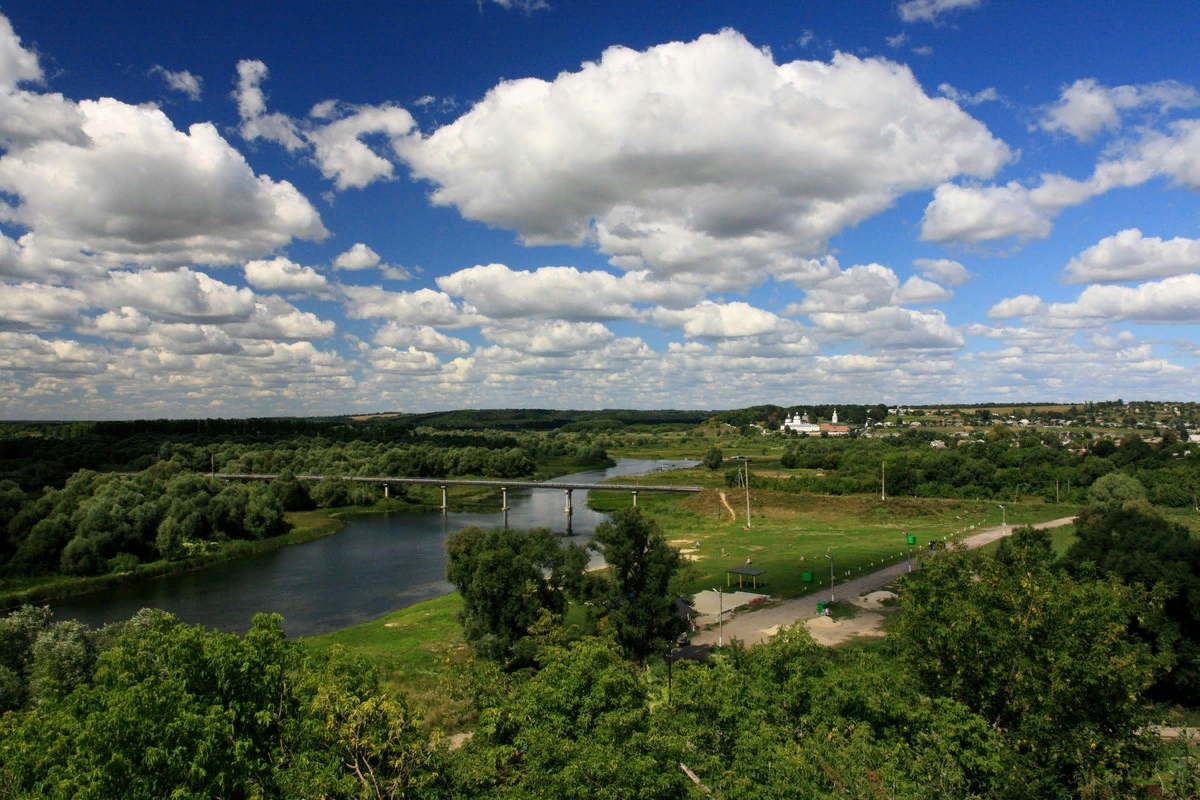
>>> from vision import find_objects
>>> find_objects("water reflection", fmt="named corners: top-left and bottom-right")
top-left (49, 459), bottom-right (695, 637)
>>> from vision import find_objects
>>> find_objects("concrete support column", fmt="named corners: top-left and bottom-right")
top-left (632, 490), bottom-right (638, 507)
top-left (501, 487), bottom-right (508, 511)
top-left (383, 484), bottom-right (389, 499)
top-left (440, 486), bottom-right (448, 513)
top-left (564, 488), bottom-right (573, 514)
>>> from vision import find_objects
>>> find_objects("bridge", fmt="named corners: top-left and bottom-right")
top-left (211, 472), bottom-right (704, 527)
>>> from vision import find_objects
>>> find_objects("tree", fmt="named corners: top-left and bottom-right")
top-left (455, 634), bottom-right (689, 798)
top-left (891, 542), bottom-right (1165, 796)
top-left (1086, 471), bottom-right (1148, 512)
top-left (28, 620), bottom-right (98, 703)
top-left (0, 604), bottom-right (52, 712)
top-left (445, 526), bottom-right (587, 663)
top-left (0, 611), bottom-right (448, 798)
top-left (1063, 505), bottom-right (1200, 704)
top-left (702, 446), bottom-right (723, 471)
top-left (588, 508), bottom-right (686, 663)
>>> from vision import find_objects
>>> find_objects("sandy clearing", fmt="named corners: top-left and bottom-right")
top-left (803, 612), bottom-right (886, 645)
top-left (849, 590), bottom-right (896, 611)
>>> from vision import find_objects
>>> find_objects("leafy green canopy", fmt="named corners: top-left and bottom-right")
top-left (587, 507), bottom-right (688, 664)
top-left (0, 610), bottom-right (449, 799)
top-left (445, 525), bottom-right (588, 664)
top-left (1063, 505), bottom-right (1200, 705)
top-left (891, 534), bottom-right (1165, 797)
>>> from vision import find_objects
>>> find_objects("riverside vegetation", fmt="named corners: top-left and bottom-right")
top-left (1, 407), bottom-right (1199, 796)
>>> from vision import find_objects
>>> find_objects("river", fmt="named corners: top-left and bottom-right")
top-left (49, 458), bottom-right (695, 637)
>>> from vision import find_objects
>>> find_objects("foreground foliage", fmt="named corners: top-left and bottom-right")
top-left (0, 610), bottom-right (449, 798)
top-left (1063, 504), bottom-right (1200, 706)
top-left (3, 544), bottom-right (1195, 799)
top-left (894, 530), bottom-right (1165, 796)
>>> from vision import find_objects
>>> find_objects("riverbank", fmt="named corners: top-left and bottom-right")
top-left (0, 506), bottom-right (356, 610)
top-left (0, 470), bottom-right (587, 611)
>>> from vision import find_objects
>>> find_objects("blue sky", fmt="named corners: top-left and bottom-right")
top-left (2, 0), bottom-right (1200, 419)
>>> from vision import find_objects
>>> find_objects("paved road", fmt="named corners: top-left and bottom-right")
top-left (691, 517), bottom-right (1077, 647)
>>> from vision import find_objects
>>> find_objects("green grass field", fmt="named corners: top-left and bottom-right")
top-left (590, 463), bottom-right (1079, 600)
top-left (300, 592), bottom-right (473, 731)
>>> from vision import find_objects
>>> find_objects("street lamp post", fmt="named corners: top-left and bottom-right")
top-left (825, 552), bottom-right (835, 603)
top-left (713, 588), bottom-right (724, 647)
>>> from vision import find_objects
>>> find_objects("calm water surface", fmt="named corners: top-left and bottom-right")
top-left (50, 459), bottom-right (694, 637)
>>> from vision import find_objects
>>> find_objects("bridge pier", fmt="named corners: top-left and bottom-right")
top-left (383, 484), bottom-right (389, 499)
top-left (564, 488), bottom-right (572, 514)
top-left (502, 487), bottom-right (509, 529)
top-left (440, 485), bottom-right (447, 514)
top-left (632, 490), bottom-right (638, 507)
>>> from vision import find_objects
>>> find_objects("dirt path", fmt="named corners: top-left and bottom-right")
top-left (690, 517), bottom-right (1076, 648)
top-left (716, 490), bottom-right (737, 521)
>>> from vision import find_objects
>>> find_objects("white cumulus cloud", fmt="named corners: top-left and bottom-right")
top-left (340, 285), bottom-right (478, 328)
top-left (651, 301), bottom-right (796, 340)
top-left (480, 319), bottom-right (615, 355)
top-left (922, 114), bottom-right (1200, 246)
top-left (436, 263), bottom-right (700, 320)
top-left (1046, 275), bottom-right (1200, 326)
top-left (372, 321), bottom-right (470, 354)
top-left (87, 268), bottom-right (258, 324)
top-left (987, 294), bottom-right (1043, 319)
top-left (334, 243), bottom-right (382, 270)
top-left (1038, 78), bottom-right (1200, 141)
top-left (1063, 228), bottom-right (1200, 284)
top-left (243, 257), bottom-right (328, 291)
top-left (0, 97), bottom-right (327, 274)
top-left (913, 257), bottom-right (972, 286)
top-left (396, 30), bottom-right (1009, 290)
top-left (0, 282), bottom-right (86, 330)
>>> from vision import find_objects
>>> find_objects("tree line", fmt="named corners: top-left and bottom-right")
top-left (773, 430), bottom-right (1200, 506)
top-left (0, 420), bottom-right (628, 489)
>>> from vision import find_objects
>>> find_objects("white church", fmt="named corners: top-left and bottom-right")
top-left (780, 409), bottom-right (840, 435)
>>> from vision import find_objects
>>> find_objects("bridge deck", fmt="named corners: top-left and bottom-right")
top-left (211, 473), bottom-right (704, 493)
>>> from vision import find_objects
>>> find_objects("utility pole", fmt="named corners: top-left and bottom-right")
top-left (744, 457), bottom-right (751, 528)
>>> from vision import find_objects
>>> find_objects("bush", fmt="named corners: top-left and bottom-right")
top-left (106, 552), bottom-right (139, 574)
top-left (60, 536), bottom-right (103, 576)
